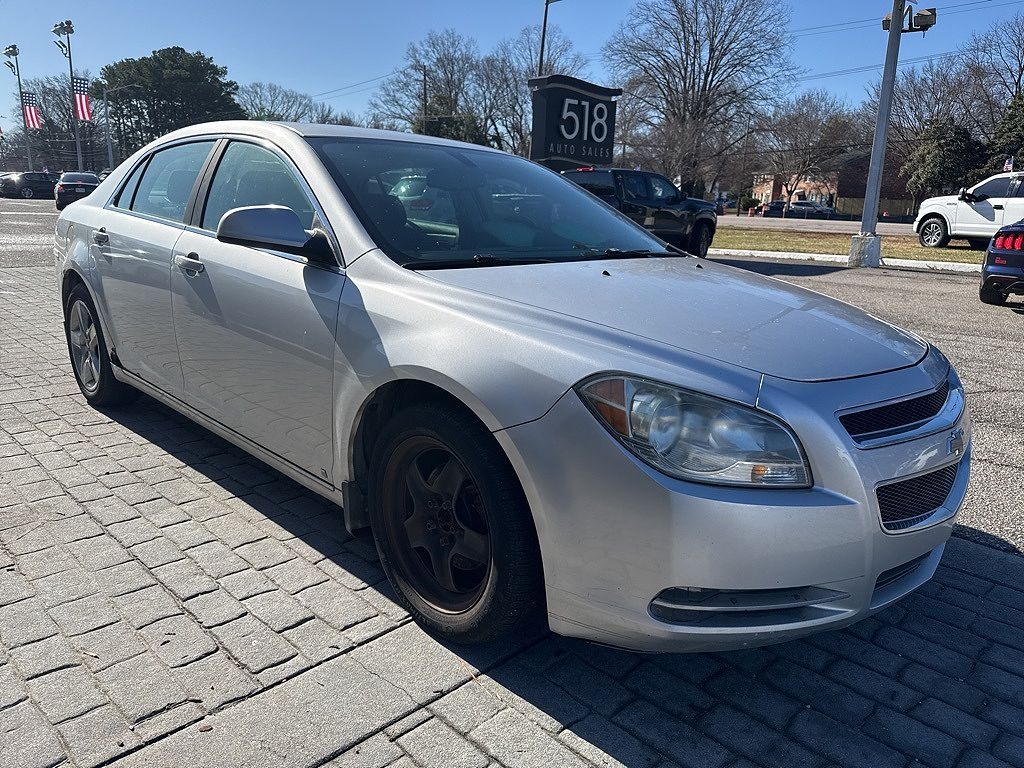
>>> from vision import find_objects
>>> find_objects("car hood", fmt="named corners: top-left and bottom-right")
top-left (920, 195), bottom-right (957, 209)
top-left (422, 258), bottom-right (927, 382)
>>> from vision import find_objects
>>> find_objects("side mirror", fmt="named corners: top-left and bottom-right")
top-left (217, 205), bottom-right (337, 266)
top-left (957, 187), bottom-right (973, 202)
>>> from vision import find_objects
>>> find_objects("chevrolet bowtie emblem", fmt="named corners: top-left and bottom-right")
top-left (947, 428), bottom-right (965, 457)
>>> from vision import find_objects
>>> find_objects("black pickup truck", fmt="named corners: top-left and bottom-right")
top-left (562, 167), bottom-right (718, 257)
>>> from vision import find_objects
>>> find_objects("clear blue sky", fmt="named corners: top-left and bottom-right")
top-left (1, 0), bottom-right (1020, 133)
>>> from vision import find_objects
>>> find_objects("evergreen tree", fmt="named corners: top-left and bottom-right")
top-left (902, 116), bottom-right (986, 198)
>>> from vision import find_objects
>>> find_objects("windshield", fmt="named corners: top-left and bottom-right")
top-left (307, 137), bottom-right (670, 266)
top-left (61, 173), bottom-right (98, 183)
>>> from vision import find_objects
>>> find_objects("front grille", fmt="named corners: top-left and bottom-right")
top-left (840, 380), bottom-right (949, 441)
top-left (876, 461), bottom-right (959, 531)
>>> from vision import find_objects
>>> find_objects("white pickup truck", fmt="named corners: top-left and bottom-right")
top-left (914, 172), bottom-right (1024, 248)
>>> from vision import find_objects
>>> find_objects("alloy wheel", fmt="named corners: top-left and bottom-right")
top-left (68, 299), bottom-right (101, 392)
top-left (922, 221), bottom-right (942, 247)
top-left (381, 436), bottom-right (491, 613)
top-left (20, 187), bottom-right (33, 199)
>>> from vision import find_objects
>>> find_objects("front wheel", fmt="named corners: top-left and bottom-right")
top-left (368, 404), bottom-right (544, 644)
top-left (19, 187), bottom-right (34, 199)
top-left (919, 217), bottom-right (949, 248)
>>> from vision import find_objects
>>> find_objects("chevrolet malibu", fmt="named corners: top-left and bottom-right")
top-left (55, 122), bottom-right (971, 651)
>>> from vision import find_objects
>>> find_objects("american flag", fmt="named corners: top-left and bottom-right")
top-left (1004, 156), bottom-right (1015, 172)
top-left (73, 77), bottom-right (93, 122)
top-left (21, 92), bottom-right (42, 130)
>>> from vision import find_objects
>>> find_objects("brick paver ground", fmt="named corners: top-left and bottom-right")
top-left (2, 221), bottom-right (1024, 767)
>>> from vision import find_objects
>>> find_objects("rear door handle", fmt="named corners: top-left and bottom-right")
top-left (174, 252), bottom-right (205, 275)
top-left (93, 227), bottom-right (108, 245)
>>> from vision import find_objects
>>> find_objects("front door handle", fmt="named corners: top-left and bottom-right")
top-left (93, 227), bottom-right (108, 245)
top-left (174, 252), bottom-right (205, 275)
top-left (993, 204), bottom-right (1005, 210)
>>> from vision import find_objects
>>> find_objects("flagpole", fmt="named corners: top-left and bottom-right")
top-left (2, 45), bottom-right (33, 171)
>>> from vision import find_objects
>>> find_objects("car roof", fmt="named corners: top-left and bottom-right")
top-left (157, 120), bottom-right (507, 155)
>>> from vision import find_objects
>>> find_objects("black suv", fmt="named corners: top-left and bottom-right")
top-left (562, 167), bottom-right (718, 257)
top-left (0, 171), bottom-right (60, 199)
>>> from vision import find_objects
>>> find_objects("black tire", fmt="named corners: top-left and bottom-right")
top-left (979, 285), bottom-right (1008, 305)
top-left (20, 187), bottom-right (34, 199)
top-left (368, 403), bottom-right (544, 644)
top-left (64, 284), bottom-right (139, 408)
top-left (968, 238), bottom-right (990, 250)
top-left (55, 203), bottom-right (65, 211)
top-left (918, 216), bottom-right (949, 248)
top-left (689, 221), bottom-right (713, 258)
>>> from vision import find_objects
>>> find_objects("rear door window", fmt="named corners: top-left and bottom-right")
top-left (113, 161), bottom-right (147, 210)
top-left (620, 172), bottom-right (648, 203)
top-left (130, 141), bottom-right (216, 223)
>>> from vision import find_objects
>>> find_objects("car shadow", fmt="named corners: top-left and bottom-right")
top-left (104, 394), bottom-right (1024, 767)
top-left (710, 256), bottom-right (851, 278)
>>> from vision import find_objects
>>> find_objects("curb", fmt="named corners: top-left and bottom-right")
top-left (708, 247), bottom-right (982, 274)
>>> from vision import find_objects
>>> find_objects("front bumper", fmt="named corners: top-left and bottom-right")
top-left (498, 352), bottom-right (970, 652)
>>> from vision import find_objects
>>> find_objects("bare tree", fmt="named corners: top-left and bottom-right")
top-left (238, 81), bottom-right (360, 125)
top-left (603, 0), bottom-right (789, 193)
top-left (369, 29), bottom-right (483, 141)
top-left (478, 25), bottom-right (588, 155)
top-left (759, 90), bottom-right (855, 204)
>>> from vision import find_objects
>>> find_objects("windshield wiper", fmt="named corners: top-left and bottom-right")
top-left (574, 248), bottom-right (674, 261)
top-left (403, 254), bottom-right (558, 270)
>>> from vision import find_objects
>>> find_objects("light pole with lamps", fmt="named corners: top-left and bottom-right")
top-left (102, 84), bottom-right (141, 170)
top-left (537, 0), bottom-right (564, 77)
top-left (52, 19), bottom-right (83, 171)
top-left (3, 44), bottom-right (33, 171)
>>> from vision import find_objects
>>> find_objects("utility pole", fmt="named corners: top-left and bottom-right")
top-left (419, 65), bottom-right (428, 135)
top-left (849, 1), bottom-right (937, 267)
top-left (102, 84), bottom-right (140, 170)
top-left (52, 20), bottom-right (83, 171)
top-left (3, 45), bottom-right (33, 171)
top-left (537, 0), bottom-right (564, 77)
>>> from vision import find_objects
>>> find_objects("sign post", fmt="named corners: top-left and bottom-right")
top-left (528, 75), bottom-right (621, 172)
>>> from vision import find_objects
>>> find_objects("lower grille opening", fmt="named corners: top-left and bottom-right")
top-left (875, 553), bottom-right (930, 592)
top-left (876, 460), bottom-right (960, 532)
top-left (650, 585), bottom-right (849, 627)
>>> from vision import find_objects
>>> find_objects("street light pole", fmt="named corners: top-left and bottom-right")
top-left (537, 0), bottom-right (563, 77)
top-left (849, 1), bottom-right (936, 267)
top-left (52, 20), bottom-right (83, 171)
top-left (3, 45), bottom-right (33, 171)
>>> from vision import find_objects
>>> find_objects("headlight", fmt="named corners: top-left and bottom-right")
top-left (577, 375), bottom-right (812, 488)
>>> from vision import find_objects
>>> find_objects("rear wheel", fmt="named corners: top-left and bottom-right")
top-left (689, 221), bottom-right (713, 258)
top-left (19, 187), bottom-right (34, 199)
top-left (919, 217), bottom-right (949, 248)
top-left (979, 285), bottom-right (1008, 305)
top-left (64, 284), bottom-right (139, 407)
top-left (368, 403), bottom-right (544, 644)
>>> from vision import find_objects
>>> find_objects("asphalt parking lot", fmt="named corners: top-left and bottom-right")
top-left (2, 196), bottom-right (1023, 768)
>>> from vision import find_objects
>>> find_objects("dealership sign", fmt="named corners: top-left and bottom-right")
top-left (528, 74), bottom-right (622, 171)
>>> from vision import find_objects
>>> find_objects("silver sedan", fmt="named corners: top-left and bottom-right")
top-left (54, 122), bottom-right (971, 651)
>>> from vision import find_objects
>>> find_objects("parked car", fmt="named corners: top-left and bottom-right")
top-left (915, 172), bottom-right (1024, 248)
top-left (388, 173), bottom-right (457, 225)
top-left (561, 167), bottom-right (717, 257)
top-left (788, 200), bottom-right (834, 217)
top-left (759, 200), bottom-right (788, 217)
top-left (55, 122), bottom-right (971, 652)
top-left (55, 172), bottom-right (100, 210)
top-left (0, 170), bottom-right (59, 199)
top-left (979, 222), bottom-right (1024, 305)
